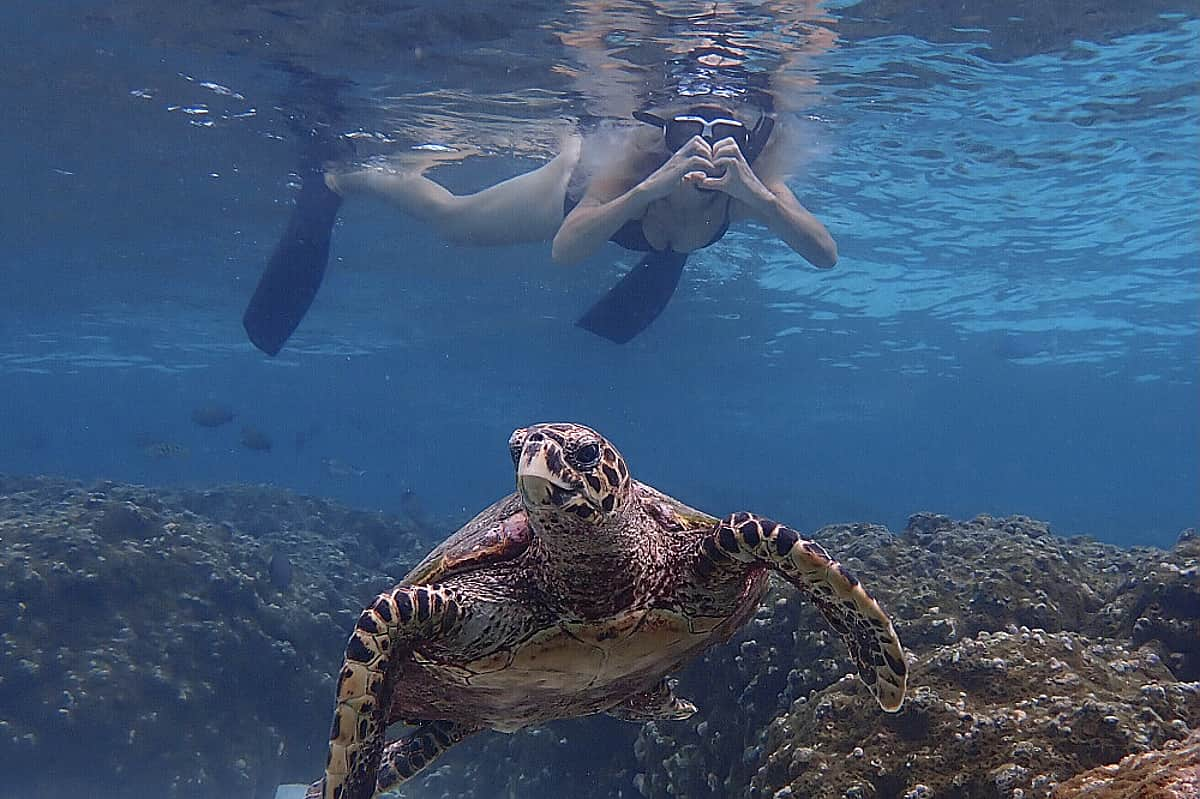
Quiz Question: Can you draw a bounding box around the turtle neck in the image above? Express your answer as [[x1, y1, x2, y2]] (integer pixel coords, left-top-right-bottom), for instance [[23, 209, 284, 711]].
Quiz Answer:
[[522, 503, 650, 620]]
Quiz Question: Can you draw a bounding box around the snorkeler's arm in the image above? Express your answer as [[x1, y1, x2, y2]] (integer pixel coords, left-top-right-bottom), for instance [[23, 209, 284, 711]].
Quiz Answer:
[[552, 137, 716, 264], [738, 180, 838, 269], [705, 138, 837, 268], [552, 178, 656, 265]]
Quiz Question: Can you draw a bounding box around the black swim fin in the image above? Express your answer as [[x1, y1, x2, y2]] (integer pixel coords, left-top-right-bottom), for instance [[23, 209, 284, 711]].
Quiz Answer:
[[576, 249, 688, 344], [242, 162, 343, 356]]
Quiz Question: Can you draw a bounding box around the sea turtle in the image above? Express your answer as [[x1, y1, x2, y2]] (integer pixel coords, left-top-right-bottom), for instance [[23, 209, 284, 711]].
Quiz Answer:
[[308, 422, 907, 799]]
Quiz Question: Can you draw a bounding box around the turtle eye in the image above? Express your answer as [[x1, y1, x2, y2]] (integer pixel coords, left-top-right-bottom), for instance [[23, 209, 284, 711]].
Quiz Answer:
[[571, 441, 601, 469]]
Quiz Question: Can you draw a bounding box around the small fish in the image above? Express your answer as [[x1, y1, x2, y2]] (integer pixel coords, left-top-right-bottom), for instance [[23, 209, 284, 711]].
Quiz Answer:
[[268, 551, 293, 590], [240, 426, 273, 452], [140, 440, 190, 459], [322, 457, 366, 478], [190, 402, 236, 428], [294, 421, 322, 453], [400, 488, 431, 528]]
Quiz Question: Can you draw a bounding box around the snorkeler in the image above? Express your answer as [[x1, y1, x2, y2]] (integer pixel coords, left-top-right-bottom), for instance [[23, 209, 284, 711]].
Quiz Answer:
[[243, 101, 838, 355]]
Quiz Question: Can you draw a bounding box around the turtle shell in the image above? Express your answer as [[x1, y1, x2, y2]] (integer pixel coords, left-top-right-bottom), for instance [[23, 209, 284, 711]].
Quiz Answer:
[[403, 493, 533, 586], [633, 482, 719, 535]]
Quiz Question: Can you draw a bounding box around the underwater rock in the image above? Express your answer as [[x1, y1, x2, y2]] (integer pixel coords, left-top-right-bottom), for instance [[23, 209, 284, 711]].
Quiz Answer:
[[748, 630, 1197, 799], [91, 500, 162, 541], [1052, 730, 1200, 798], [1107, 528, 1200, 682], [0, 475, 433, 799]]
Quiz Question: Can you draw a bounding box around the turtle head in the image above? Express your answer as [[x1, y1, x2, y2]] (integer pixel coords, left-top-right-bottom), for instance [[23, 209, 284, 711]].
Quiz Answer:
[[510, 423, 630, 524]]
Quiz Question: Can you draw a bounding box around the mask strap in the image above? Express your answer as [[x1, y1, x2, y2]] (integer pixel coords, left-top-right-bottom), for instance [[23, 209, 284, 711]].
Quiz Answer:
[[632, 110, 669, 130], [742, 115, 774, 165]]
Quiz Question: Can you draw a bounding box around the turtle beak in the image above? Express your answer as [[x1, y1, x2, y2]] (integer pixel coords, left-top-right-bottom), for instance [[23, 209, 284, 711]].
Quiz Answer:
[[516, 442, 573, 507]]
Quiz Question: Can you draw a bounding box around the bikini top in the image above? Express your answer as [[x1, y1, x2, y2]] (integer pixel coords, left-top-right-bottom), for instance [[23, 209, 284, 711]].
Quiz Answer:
[[607, 196, 732, 252]]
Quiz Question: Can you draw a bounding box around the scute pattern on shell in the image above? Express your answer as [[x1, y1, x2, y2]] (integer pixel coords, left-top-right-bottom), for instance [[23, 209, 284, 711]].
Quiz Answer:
[[403, 497, 532, 586]]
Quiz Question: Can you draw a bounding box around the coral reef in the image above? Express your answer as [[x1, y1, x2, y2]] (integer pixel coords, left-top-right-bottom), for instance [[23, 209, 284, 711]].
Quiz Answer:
[[749, 630, 1196, 798], [1110, 528, 1200, 682], [1052, 730, 1199, 798], [0, 475, 434, 799], [0, 475, 1195, 799]]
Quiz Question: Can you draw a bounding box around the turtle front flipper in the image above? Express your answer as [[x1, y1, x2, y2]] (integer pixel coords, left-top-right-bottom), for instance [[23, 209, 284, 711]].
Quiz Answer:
[[697, 513, 907, 712], [606, 678, 698, 722], [309, 585, 465, 799]]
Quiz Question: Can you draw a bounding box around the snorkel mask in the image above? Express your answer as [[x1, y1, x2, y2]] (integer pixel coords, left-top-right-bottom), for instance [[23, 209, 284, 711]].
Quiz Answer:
[[633, 104, 774, 164]]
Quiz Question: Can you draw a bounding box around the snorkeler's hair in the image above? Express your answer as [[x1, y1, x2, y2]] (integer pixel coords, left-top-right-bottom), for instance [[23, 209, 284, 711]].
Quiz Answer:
[[686, 102, 741, 119]]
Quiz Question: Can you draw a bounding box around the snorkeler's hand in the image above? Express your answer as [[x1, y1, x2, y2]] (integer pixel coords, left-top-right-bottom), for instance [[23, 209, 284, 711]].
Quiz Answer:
[[700, 138, 775, 207], [639, 136, 717, 202]]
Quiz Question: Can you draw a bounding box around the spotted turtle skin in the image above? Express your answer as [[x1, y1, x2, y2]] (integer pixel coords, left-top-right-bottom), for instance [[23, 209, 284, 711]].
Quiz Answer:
[[307, 423, 907, 799]]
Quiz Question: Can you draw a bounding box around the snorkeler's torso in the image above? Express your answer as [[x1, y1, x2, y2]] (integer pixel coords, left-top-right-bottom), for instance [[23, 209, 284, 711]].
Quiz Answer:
[[607, 137, 734, 253], [566, 128, 735, 254], [638, 193, 733, 253]]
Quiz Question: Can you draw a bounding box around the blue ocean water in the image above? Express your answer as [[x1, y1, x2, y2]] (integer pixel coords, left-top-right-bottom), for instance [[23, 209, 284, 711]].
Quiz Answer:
[[1, 4, 1199, 799], [1, 0, 1196, 552]]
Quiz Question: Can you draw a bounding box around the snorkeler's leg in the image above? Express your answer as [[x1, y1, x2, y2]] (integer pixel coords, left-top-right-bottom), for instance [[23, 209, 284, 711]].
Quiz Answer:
[[243, 134, 344, 356], [577, 250, 689, 344], [329, 134, 582, 246]]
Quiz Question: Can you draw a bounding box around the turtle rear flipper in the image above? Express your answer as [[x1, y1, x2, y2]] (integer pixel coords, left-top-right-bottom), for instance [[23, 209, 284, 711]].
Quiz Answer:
[[696, 513, 907, 712], [375, 720, 479, 792], [314, 585, 465, 799], [607, 678, 697, 722]]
